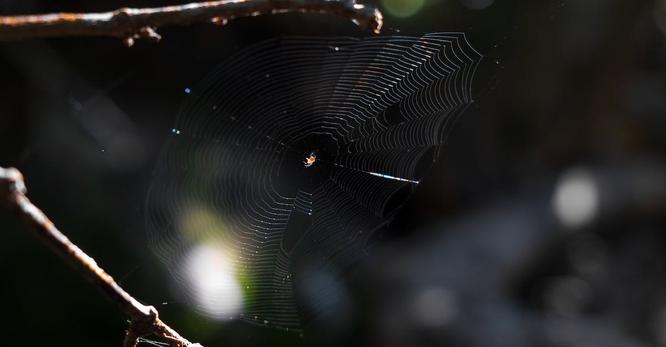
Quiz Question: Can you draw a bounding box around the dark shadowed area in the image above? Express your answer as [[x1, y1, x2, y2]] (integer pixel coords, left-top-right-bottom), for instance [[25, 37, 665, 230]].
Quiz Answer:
[[1, 0, 665, 346]]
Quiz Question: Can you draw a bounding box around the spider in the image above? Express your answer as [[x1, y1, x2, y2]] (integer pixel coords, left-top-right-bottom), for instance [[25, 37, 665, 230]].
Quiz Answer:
[[303, 152, 317, 168]]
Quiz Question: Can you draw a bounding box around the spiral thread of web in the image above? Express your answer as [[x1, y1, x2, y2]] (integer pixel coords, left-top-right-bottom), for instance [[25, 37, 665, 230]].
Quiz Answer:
[[146, 33, 481, 330]]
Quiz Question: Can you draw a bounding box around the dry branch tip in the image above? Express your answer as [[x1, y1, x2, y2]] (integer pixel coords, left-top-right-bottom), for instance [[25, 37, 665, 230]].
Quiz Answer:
[[0, 165, 199, 347], [0, 0, 384, 44]]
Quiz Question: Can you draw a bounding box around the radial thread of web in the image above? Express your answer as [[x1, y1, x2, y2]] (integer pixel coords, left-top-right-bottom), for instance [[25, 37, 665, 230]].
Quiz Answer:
[[146, 33, 482, 330]]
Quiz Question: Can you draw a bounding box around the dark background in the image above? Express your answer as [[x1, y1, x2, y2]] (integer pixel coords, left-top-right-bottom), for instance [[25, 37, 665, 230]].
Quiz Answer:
[[1, 0, 665, 346]]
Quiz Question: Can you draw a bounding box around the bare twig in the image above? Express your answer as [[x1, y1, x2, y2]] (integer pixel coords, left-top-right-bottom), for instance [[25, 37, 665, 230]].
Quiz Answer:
[[0, 166, 199, 347], [0, 0, 383, 46]]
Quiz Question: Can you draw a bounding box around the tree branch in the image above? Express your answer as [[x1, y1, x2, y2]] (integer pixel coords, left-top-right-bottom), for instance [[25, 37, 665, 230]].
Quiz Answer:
[[0, 0, 383, 46], [0, 166, 199, 347]]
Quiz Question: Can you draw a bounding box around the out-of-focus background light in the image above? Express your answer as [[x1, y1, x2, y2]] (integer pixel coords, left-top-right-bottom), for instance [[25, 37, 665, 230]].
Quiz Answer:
[[175, 204, 243, 320], [412, 287, 458, 328], [381, 0, 426, 18], [180, 244, 243, 320], [552, 169, 599, 229]]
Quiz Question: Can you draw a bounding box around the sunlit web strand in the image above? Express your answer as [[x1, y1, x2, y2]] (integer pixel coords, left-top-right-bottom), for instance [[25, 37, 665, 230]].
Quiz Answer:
[[333, 163, 420, 184], [146, 33, 481, 330], [137, 337, 169, 347]]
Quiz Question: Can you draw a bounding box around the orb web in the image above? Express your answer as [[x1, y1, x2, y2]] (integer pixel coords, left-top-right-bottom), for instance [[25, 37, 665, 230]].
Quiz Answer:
[[146, 33, 481, 330]]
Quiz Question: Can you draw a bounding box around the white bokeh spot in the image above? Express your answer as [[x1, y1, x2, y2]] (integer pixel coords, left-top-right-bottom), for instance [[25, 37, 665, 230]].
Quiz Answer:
[[181, 244, 243, 320], [552, 168, 600, 229]]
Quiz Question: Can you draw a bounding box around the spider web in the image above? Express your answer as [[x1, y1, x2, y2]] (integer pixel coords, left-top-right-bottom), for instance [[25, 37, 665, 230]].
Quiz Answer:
[[146, 33, 481, 330]]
